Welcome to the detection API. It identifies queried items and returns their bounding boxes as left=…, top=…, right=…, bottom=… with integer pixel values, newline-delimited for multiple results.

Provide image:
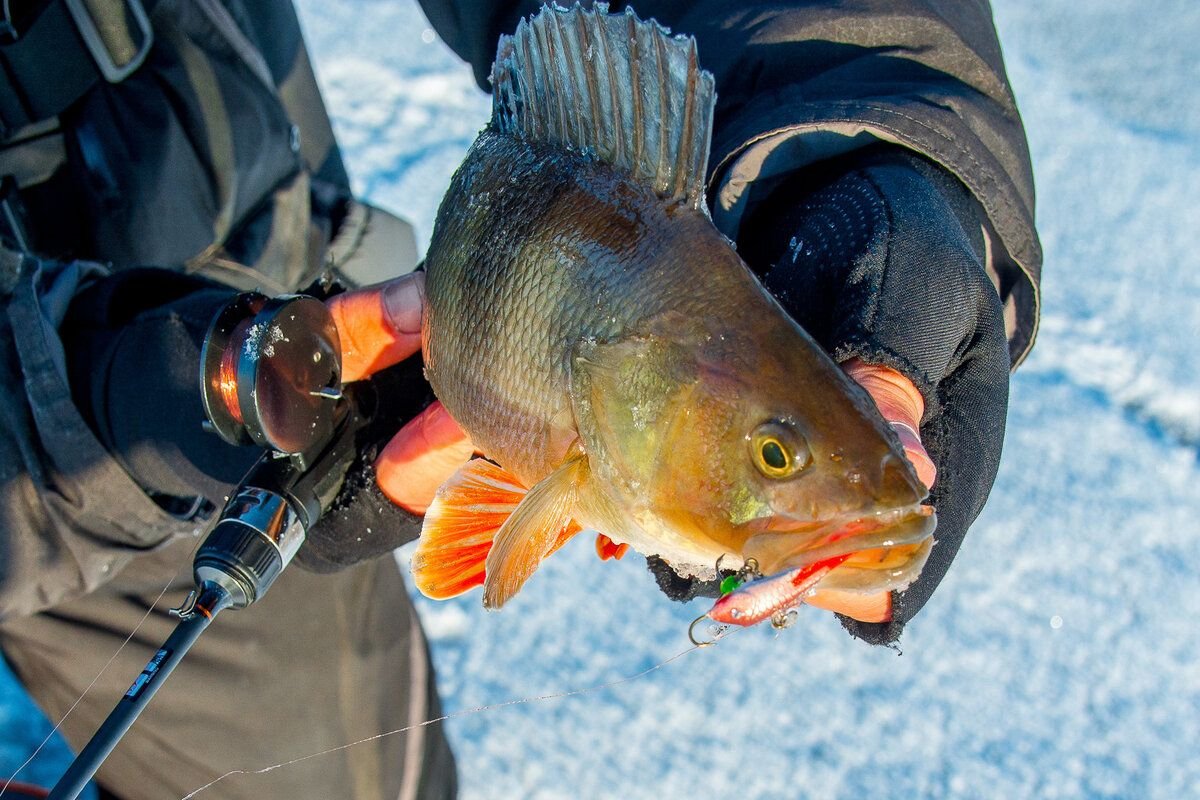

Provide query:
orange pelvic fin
left=594, top=534, right=629, bottom=561
left=483, top=454, right=588, bottom=609
left=412, top=459, right=529, bottom=600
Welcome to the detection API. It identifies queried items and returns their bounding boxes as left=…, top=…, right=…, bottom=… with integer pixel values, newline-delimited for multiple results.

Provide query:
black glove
left=63, top=268, right=434, bottom=571
left=649, top=146, right=1010, bottom=644
left=63, top=268, right=258, bottom=512
left=748, top=146, right=1010, bottom=643
left=294, top=355, right=434, bottom=573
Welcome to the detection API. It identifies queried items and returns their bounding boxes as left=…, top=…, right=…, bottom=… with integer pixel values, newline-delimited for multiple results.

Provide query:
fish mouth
left=742, top=503, right=937, bottom=594
left=704, top=505, right=936, bottom=630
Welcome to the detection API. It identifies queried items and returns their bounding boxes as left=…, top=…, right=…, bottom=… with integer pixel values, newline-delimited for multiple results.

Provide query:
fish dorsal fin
left=491, top=3, right=715, bottom=210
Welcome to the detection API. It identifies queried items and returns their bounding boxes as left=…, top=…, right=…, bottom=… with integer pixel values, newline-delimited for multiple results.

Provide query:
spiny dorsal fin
left=491, top=3, right=715, bottom=211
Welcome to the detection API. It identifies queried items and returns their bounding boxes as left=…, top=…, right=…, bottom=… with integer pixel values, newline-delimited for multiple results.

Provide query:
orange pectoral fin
left=412, top=459, right=528, bottom=600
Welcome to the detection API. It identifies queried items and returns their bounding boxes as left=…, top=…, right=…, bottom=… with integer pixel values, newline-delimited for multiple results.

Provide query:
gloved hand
left=295, top=272, right=476, bottom=572
left=737, top=145, right=1011, bottom=643
left=60, top=266, right=473, bottom=572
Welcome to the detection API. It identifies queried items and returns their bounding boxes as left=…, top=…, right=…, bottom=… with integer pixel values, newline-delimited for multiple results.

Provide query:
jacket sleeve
left=417, top=0, right=1040, bottom=365
left=0, top=253, right=197, bottom=620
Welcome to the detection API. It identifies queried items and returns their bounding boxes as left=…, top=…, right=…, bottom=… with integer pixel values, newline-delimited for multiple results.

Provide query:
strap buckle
left=64, top=0, right=153, bottom=83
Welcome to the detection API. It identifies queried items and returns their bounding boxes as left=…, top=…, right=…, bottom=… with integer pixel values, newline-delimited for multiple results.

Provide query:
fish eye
left=761, top=439, right=788, bottom=470
left=750, top=422, right=811, bottom=479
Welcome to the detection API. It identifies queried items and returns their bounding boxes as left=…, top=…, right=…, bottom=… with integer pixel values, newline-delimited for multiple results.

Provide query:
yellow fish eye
left=751, top=423, right=811, bottom=479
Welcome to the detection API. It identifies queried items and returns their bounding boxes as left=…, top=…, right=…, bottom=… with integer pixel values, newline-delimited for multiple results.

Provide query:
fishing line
left=179, top=627, right=738, bottom=799
left=0, top=525, right=212, bottom=799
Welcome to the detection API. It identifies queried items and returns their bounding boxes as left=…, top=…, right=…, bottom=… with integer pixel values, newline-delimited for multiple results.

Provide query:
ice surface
left=3, top=1, right=1197, bottom=798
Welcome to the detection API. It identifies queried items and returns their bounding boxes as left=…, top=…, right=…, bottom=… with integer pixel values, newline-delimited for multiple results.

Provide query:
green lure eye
left=750, top=422, right=811, bottom=479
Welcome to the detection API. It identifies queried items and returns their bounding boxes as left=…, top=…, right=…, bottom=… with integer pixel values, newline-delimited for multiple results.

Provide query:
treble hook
left=770, top=607, right=800, bottom=631
left=738, top=557, right=762, bottom=583
left=688, top=614, right=729, bottom=647
left=714, top=555, right=762, bottom=582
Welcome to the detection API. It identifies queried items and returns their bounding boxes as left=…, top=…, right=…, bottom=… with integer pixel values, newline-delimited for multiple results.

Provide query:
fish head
left=688, top=314, right=937, bottom=593
left=573, top=309, right=935, bottom=594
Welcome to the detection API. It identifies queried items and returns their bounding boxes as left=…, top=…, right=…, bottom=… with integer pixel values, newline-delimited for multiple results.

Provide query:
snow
left=3, top=1, right=1198, bottom=798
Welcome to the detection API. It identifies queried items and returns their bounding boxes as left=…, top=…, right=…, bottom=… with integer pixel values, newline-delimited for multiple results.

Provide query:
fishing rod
left=47, top=291, right=362, bottom=800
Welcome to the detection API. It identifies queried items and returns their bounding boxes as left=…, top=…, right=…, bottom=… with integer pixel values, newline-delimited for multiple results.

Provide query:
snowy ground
left=3, top=1, right=1198, bottom=798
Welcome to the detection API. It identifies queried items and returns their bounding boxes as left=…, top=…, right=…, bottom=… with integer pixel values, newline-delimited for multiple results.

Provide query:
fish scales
left=424, top=131, right=760, bottom=487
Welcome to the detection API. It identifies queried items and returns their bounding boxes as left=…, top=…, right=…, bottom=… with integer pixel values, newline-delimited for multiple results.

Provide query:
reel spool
left=200, top=293, right=343, bottom=455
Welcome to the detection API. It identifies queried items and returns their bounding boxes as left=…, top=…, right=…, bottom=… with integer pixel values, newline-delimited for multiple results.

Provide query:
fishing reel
left=200, top=291, right=344, bottom=457
left=188, top=291, right=359, bottom=612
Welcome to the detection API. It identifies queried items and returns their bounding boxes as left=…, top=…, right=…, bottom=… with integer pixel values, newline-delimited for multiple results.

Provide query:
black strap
left=0, top=0, right=151, bottom=139
left=0, top=174, right=30, bottom=251
left=0, top=238, right=24, bottom=296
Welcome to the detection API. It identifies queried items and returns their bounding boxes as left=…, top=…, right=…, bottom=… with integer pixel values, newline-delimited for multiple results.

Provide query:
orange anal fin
left=412, top=459, right=527, bottom=600
left=594, top=533, right=629, bottom=561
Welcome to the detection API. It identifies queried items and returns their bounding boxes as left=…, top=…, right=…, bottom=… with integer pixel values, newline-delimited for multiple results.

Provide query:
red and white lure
left=689, top=554, right=853, bottom=646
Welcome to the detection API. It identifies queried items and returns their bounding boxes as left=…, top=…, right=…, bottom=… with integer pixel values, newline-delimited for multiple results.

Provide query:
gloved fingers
left=805, top=588, right=891, bottom=623
left=781, top=358, right=932, bottom=624
left=329, top=274, right=475, bottom=515
left=803, top=361, right=911, bottom=623
left=375, top=400, right=475, bottom=514
left=328, top=271, right=425, bottom=382
left=841, top=357, right=937, bottom=489
left=836, top=304, right=1010, bottom=643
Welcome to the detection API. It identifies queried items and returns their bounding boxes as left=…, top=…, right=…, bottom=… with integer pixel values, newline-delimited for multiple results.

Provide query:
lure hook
left=688, top=614, right=728, bottom=648
left=714, top=554, right=762, bottom=582
left=738, top=557, right=763, bottom=583
left=770, top=607, right=800, bottom=631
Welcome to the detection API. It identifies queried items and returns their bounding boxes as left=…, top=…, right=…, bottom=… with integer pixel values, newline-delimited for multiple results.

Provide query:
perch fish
left=413, top=4, right=935, bottom=623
